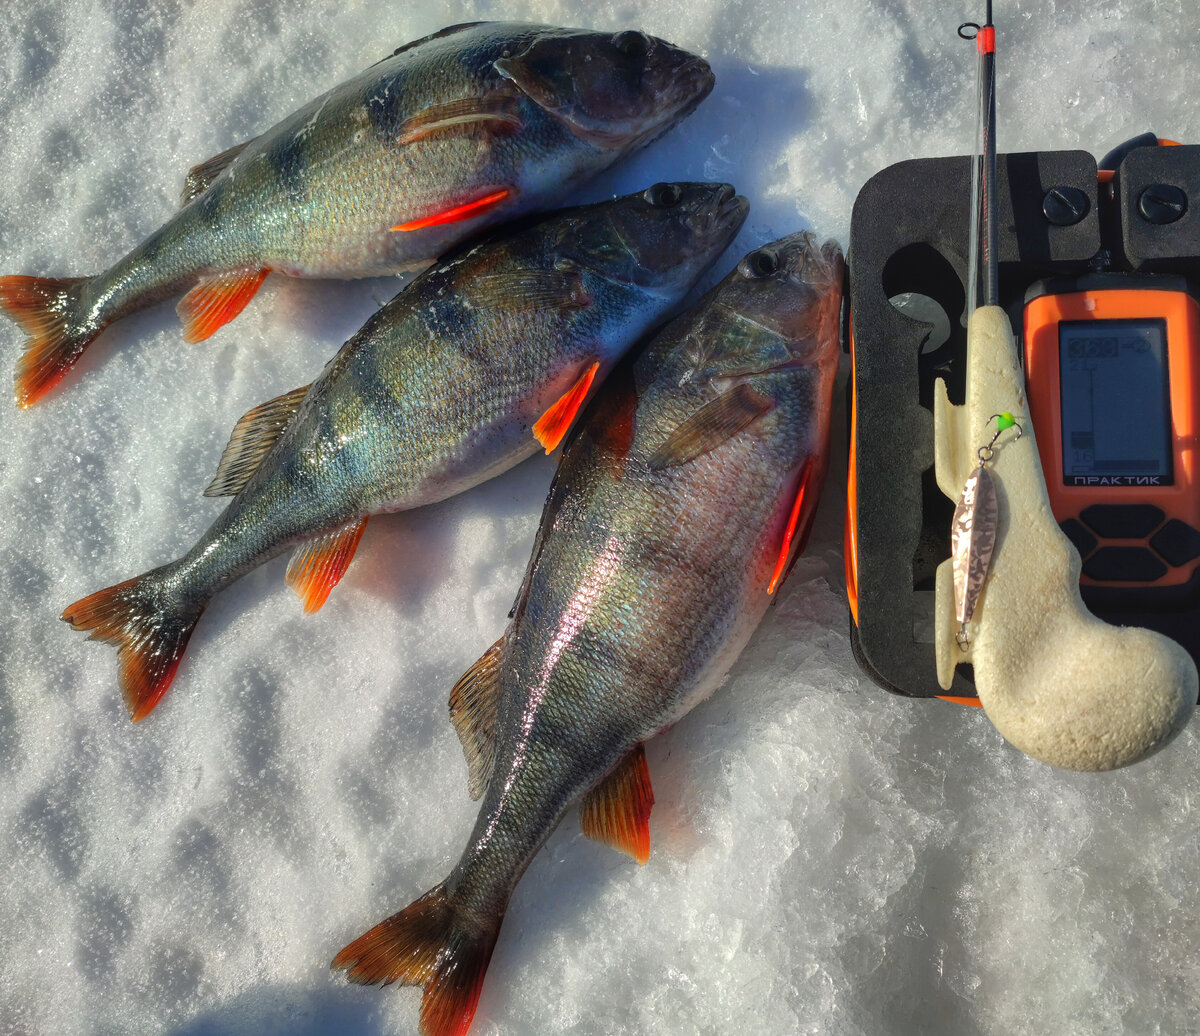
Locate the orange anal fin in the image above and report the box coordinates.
[177,267,269,343]
[768,459,817,595]
[391,188,513,232]
[285,516,369,614]
[580,742,655,865]
[533,361,600,454]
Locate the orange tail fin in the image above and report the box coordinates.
[0,275,98,407]
[333,884,499,1036]
[62,570,204,722]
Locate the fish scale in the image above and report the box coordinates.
[1,22,715,406]
[62,183,748,724]
[332,231,845,1036]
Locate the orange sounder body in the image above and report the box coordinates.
[1024,277,1200,594]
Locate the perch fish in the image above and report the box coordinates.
[62,183,748,721]
[333,231,845,1036]
[0,22,714,406]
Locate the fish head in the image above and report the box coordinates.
[687,232,845,384]
[559,182,748,296]
[494,29,713,152]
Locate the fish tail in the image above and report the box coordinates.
[61,568,204,722]
[333,883,499,1036]
[0,275,99,407]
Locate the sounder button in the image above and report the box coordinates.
[1082,547,1168,583]
[1079,504,1166,539]
[1059,518,1098,559]
[1149,520,1200,567]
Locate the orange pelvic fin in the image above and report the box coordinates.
[533,360,600,454]
[1,275,96,408]
[768,459,817,595]
[449,636,505,800]
[333,883,499,1036]
[62,574,203,722]
[177,267,269,343]
[397,96,522,145]
[285,517,369,613]
[391,188,513,232]
[580,742,655,865]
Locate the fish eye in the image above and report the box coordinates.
[613,31,650,60]
[645,183,682,208]
[741,249,779,278]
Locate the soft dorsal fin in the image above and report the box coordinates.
[768,457,818,595]
[204,384,310,497]
[647,382,775,471]
[177,267,270,343]
[285,517,369,613]
[580,742,655,865]
[180,139,254,206]
[449,636,506,800]
[397,95,522,144]
[533,360,600,453]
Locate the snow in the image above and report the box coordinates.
[1,2,1198,1034]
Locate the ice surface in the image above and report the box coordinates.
[1,2,1198,1034]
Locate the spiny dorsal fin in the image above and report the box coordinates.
[285,516,369,613]
[381,22,488,62]
[647,382,775,471]
[204,384,310,497]
[180,139,254,206]
[397,95,522,144]
[449,636,505,800]
[580,742,655,865]
[533,360,600,454]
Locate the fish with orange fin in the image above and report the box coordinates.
[332,231,845,1036]
[0,22,715,407]
[62,183,748,722]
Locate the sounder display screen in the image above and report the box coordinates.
[1058,318,1173,485]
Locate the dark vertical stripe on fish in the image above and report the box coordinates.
[269,133,308,200]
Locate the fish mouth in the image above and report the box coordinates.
[699,188,750,242]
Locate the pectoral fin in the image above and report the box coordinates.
[580,742,655,865]
[180,139,254,206]
[285,517,369,613]
[205,384,310,497]
[397,95,523,144]
[647,383,775,471]
[449,637,505,800]
[471,265,592,314]
[177,267,269,343]
[533,361,600,453]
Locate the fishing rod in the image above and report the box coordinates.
[960,0,997,314]
[930,2,1197,769]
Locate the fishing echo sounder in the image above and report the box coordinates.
[844,133,1200,704]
